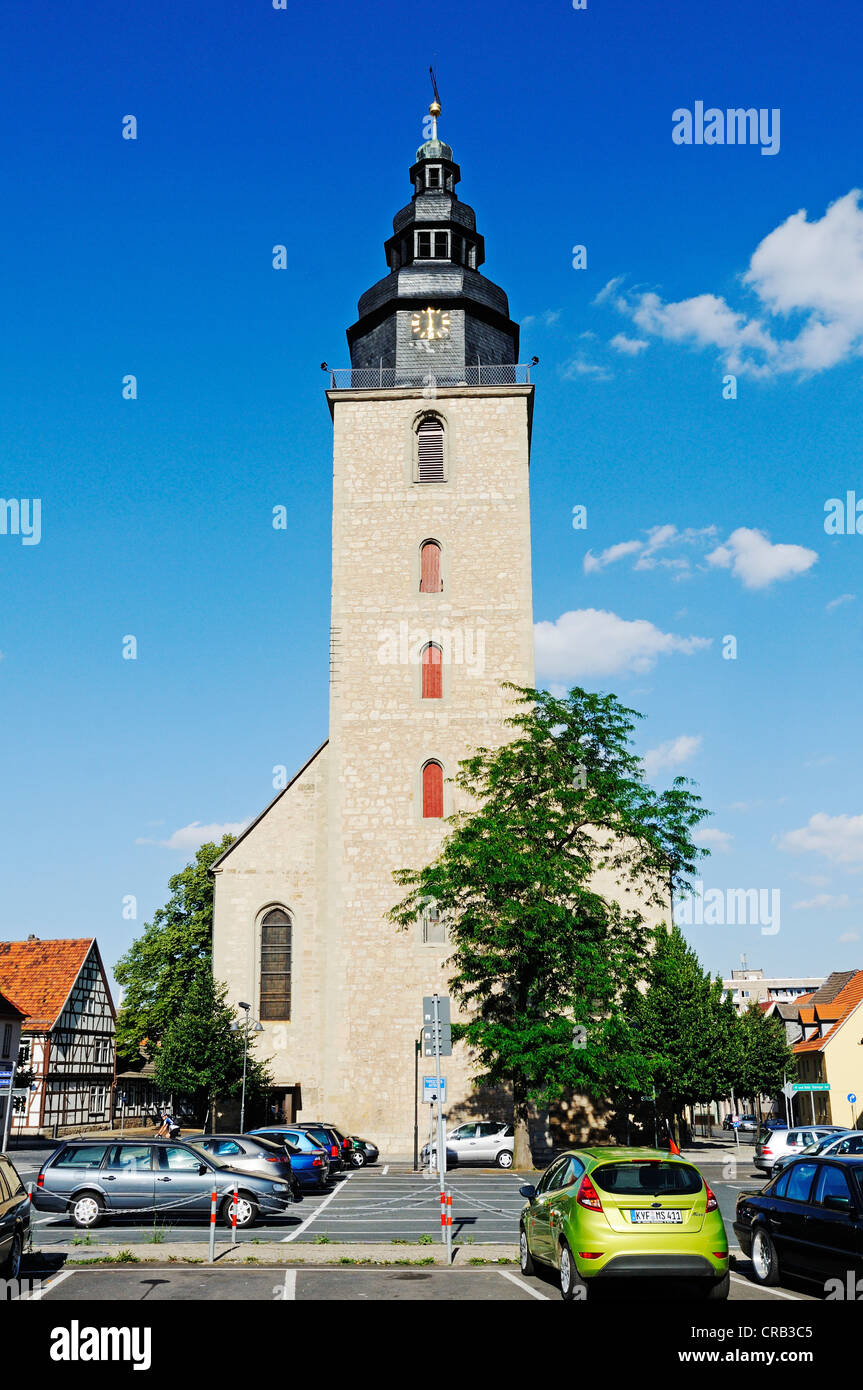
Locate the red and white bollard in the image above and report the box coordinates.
[231,1186,238,1245]
[208,1188,217,1263]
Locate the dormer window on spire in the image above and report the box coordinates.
[425,164,442,190]
[415,229,450,260]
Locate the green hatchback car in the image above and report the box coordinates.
[519,1148,729,1300]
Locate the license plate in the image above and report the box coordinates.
[630,1208,683,1224]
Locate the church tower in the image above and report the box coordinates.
[212,100,536,1150]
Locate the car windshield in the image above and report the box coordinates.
[591,1161,703,1196]
[802,1133,847,1155]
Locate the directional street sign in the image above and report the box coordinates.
[792,1083,830,1092]
[423,1076,446,1104]
[422,994,452,1057]
[848,1093,857,1105]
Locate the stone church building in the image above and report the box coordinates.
[212,104,663,1152]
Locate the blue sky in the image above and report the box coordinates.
[2,0,862,992]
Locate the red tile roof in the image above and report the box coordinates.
[793,969,863,1055]
[0,939,94,1031]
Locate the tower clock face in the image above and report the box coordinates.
[411,307,451,341]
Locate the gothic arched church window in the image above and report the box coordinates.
[260,907,292,1021]
[422,760,444,818]
[421,643,442,699]
[420,540,443,592]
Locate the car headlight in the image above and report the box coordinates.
[272,1182,289,1192]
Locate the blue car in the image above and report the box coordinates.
[247,1127,331,1190]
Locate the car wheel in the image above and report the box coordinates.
[751,1226,780,1286]
[559,1239,588,1302]
[519,1225,535,1276]
[496,1149,514,1169]
[352,1151,366,1168]
[703,1271,730,1300]
[222,1193,258,1229]
[2,1229,23,1280]
[70,1192,104,1229]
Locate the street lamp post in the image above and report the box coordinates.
[232,1003,263,1134]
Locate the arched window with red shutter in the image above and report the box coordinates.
[420,540,443,593]
[421,643,442,699]
[422,760,444,818]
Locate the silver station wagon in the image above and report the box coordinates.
[33,1137,294,1229]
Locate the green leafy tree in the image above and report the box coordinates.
[153,971,272,1126]
[389,685,709,1167]
[114,836,235,1063]
[630,924,738,1145]
[735,1002,796,1116]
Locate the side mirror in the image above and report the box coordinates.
[519,1184,537,1201]
[824,1194,853,1214]
[198,1163,209,1176]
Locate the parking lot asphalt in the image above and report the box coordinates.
[20,1261,814,1303]
[25,1159,766,1250]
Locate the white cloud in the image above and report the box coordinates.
[839,930,861,943]
[137,820,246,851]
[777,812,863,865]
[826,593,855,611]
[560,357,613,382]
[521,309,561,328]
[606,190,863,377]
[693,826,733,853]
[584,540,643,573]
[610,333,649,356]
[534,609,710,680]
[792,893,852,911]
[582,523,717,578]
[706,527,817,589]
[643,734,703,778]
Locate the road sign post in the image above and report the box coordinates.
[848,1092,857,1128]
[423,994,452,1262]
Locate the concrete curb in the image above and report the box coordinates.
[30,1241,519,1267]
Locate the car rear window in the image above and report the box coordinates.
[53,1145,108,1169]
[591,1161,703,1196]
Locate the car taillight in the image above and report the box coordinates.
[761,1147,772,1157]
[578,1251,602,1259]
[704,1182,719,1213]
[265,1156,285,1163]
[577,1174,603,1211]
[331,1145,338,1157]
[37,1173,45,1189]
[713,1251,728,1259]
[312,1157,323,1166]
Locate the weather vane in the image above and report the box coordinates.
[428,63,441,139]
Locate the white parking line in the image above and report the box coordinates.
[497,1269,550,1301]
[282,1174,353,1242]
[730,1274,806,1301]
[381,1165,389,1175]
[26,1269,76,1301]
[281,1269,296,1300]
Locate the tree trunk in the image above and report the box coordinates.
[512,1076,533,1170]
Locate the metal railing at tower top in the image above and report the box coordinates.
[327,363,535,390]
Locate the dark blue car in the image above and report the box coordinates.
[247,1127,331,1190]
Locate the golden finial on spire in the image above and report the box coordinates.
[429,64,441,139]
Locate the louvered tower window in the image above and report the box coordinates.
[421,643,442,699]
[260,907,292,1020]
[422,761,444,818]
[417,417,445,482]
[420,540,442,592]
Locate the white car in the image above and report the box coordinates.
[423,1121,515,1168]
[754,1124,846,1175]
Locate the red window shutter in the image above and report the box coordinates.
[422,762,444,818]
[422,644,442,698]
[420,541,442,592]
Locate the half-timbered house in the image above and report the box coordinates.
[0,937,116,1137]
